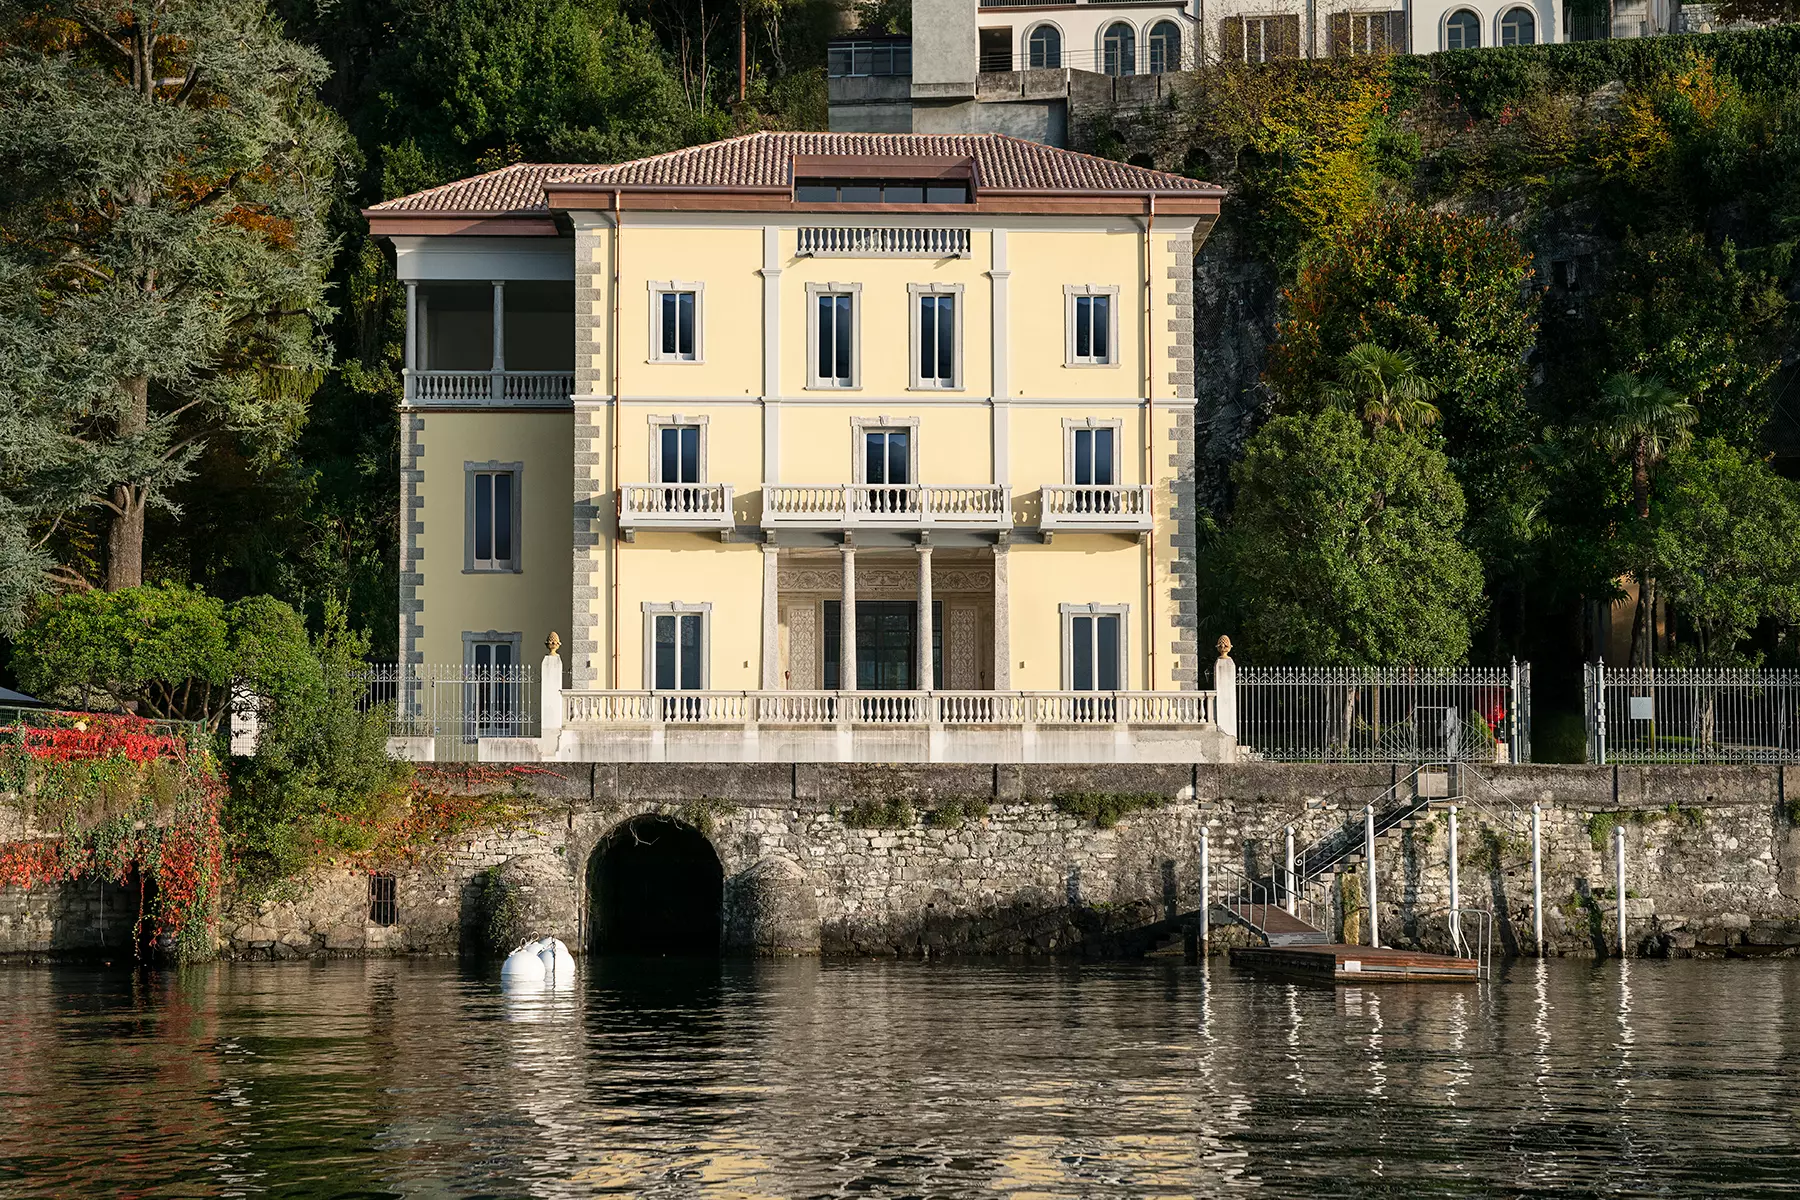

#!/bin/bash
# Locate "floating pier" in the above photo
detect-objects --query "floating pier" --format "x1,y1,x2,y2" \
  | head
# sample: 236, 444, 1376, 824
1228, 942, 1483, 983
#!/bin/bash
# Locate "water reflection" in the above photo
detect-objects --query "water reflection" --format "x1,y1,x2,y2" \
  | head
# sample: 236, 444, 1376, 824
4, 958, 1800, 1196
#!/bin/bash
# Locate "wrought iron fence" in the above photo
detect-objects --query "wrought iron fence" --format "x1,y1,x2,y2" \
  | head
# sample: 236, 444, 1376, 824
1235, 664, 1531, 763
354, 663, 538, 762
1585, 662, 1800, 763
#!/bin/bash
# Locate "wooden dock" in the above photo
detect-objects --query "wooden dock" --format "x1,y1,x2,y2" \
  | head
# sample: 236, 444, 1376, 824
1228, 942, 1483, 983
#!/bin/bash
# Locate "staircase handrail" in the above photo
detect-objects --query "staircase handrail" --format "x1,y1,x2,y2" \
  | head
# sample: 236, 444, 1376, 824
1294, 762, 1441, 883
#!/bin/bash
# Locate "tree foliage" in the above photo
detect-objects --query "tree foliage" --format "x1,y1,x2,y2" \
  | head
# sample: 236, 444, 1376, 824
1211, 408, 1486, 666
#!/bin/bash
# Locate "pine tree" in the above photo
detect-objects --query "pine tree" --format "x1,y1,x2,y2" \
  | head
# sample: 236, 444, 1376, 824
0, 0, 343, 615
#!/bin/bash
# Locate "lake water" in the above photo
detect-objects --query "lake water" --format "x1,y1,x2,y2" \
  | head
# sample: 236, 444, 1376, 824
4, 956, 1800, 1197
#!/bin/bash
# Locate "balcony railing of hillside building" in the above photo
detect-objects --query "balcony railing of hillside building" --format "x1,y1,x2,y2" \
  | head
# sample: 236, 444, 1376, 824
763, 484, 1010, 531
1039, 485, 1153, 532
797, 227, 973, 258
619, 483, 736, 533
406, 370, 575, 406
827, 39, 912, 77
563, 689, 1214, 727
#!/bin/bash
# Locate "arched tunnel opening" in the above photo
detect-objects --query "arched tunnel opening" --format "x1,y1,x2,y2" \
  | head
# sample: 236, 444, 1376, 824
587, 816, 724, 955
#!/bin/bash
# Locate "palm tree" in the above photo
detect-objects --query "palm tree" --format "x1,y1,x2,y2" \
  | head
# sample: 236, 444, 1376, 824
1322, 343, 1443, 434
1591, 372, 1697, 666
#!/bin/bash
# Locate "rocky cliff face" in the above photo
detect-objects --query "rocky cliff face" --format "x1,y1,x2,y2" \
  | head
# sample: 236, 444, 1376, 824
1191, 216, 1283, 516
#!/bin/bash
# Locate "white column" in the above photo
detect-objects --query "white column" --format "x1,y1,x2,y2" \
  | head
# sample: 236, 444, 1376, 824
917, 544, 934, 691
1198, 826, 1210, 949
1284, 825, 1295, 916
1531, 802, 1545, 955
1448, 804, 1462, 954
839, 543, 857, 693
491, 280, 506, 401
992, 538, 1010, 690
404, 282, 418, 382
1364, 804, 1379, 948
761, 544, 780, 690
1615, 824, 1628, 957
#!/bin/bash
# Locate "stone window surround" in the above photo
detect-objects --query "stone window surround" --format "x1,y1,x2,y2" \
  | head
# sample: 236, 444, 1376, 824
907, 281, 965, 392
1061, 417, 1125, 486
806, 281, 863, 391
1059, 602, 1130, 691
850, 415, 921, 485
462, 629, 524, 666
463, 460, 523, 574
1063, 284, 1121, 368
646, 413, 710, 484
641, 601, 713, 690
647, 279, 705, 364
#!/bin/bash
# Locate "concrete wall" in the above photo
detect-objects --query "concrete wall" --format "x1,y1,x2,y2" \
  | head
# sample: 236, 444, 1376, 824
8, 763, 1796, 961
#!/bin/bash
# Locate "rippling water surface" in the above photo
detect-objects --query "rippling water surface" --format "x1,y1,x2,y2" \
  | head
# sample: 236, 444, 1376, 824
4, 956, 1800, 1197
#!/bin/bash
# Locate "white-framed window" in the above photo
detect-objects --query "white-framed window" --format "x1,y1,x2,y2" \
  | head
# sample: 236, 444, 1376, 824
1064, 418, 1122, 486
1444, 9, 1481, 47
1064, 285, 1119, 367
642, 602, 710, 691
1060, 603, 1129, 692
464, 462, 522, 573
1147, 20, 1182, 72
908, 282, 963, 390
462, 631, 523, 737
851, 416, 919, 485
648, 281, 703, 363
1499, 6, 1536, 44
806, 282, 862, 389
1028, 23, 1062, 67
648, 415, 707, 484
1102, 22, 1136, 76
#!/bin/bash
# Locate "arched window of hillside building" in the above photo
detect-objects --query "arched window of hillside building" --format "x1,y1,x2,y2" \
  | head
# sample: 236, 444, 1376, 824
1103, 23, 1136, 75
1445, 9, 1481, 47
1148, 21, 1182, 72
1500, 6, 1537, 43
1029, 24, 1062, 68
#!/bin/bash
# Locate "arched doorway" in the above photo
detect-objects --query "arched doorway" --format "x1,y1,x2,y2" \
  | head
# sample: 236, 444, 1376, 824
587, 816, 724, 955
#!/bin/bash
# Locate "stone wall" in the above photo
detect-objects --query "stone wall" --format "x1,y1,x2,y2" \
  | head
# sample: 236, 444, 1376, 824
3, 762, 1796, 961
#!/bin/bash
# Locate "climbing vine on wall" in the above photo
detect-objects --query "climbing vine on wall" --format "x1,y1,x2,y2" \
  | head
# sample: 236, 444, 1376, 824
0, 713, 222, 962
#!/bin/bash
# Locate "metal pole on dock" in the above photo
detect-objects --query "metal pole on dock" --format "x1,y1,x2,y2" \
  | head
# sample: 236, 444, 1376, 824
1284, 825, 1296, 916
1198, 827, 1210, 950
1447, 804, 1461, 955
1615, 824, 1628, 958
1531, 802, 1544, 956
1364, 804, 1379, 948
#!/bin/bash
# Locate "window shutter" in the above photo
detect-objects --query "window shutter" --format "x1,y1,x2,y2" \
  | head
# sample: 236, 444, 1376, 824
1387, 9, 1409, 52
1328, 11, 1350, 54
1219, 16, 1244, 62
1276, 14, 1302, 57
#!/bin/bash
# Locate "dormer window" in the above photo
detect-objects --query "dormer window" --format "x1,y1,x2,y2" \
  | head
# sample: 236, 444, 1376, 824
794, 178, 972, 205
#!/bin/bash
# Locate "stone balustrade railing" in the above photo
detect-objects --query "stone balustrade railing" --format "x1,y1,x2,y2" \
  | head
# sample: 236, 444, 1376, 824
797, 226, 972, 258
407, 370, 575, 406
1039, 484, 1154, 531
561, 689, 1215, 727
619, 483, 736, 531
763, 484, 1010, 530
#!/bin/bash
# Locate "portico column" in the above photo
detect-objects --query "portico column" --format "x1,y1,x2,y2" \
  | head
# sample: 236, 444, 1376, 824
761, 544, 780, 689
403, 282, 418, 401
839, 542, 857, 693
917, 543, 934, 691
490, 280, 506, 401
992, 537, 1011, 689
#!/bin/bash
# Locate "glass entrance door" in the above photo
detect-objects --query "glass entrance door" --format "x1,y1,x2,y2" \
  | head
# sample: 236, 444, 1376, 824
823, 601, 943, 689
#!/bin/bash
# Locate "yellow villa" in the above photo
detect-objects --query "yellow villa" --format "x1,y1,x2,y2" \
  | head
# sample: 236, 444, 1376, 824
366, 131, 1238, 763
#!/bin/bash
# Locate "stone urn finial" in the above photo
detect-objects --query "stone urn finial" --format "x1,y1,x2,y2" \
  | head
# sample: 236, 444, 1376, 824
1215, 635, 1233, 659
546, 631, 562, 656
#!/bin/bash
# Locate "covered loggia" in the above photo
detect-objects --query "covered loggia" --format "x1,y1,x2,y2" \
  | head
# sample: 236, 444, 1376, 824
586, 816, 724, 955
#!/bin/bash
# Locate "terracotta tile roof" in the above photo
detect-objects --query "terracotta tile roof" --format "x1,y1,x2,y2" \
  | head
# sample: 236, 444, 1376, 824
366, 162, 590, 215
370, 133, 1219, 214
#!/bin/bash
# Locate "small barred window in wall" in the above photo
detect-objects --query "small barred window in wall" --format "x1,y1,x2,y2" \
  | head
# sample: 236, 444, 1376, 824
817, 292, 853, 385
1147, 21, 1181, 73
1073, 294, 1110, 363
471, 471, 515, 570
1445, 9, 1481, 47
368, 874, 398, 926
1103, 23, 1135, 76
918, 293, 955, 387
1029, 24, 1061, 68
1500, 6, 1536, 43
660, 290, 696, 360
654, 612, 704, 690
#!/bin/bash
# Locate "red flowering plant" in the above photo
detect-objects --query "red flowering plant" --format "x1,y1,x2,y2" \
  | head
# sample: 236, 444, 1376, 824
0, 710, 223, 962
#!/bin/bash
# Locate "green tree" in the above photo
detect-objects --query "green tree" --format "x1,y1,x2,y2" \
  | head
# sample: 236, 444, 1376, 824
1648, 439, 1800, 665
0, 0, 344, 603
1322, 342, 1443, 434
1211, 408, 1486, 666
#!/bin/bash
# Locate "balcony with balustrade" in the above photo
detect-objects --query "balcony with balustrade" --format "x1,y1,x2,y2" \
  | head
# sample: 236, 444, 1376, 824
402, 279, 575, 408
763, 484, 1010, 532
619, 483, 737, 537
1038, 485, 1154, 534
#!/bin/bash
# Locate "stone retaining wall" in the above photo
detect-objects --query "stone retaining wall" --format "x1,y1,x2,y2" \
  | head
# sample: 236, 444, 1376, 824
3, 762, 1795, 961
